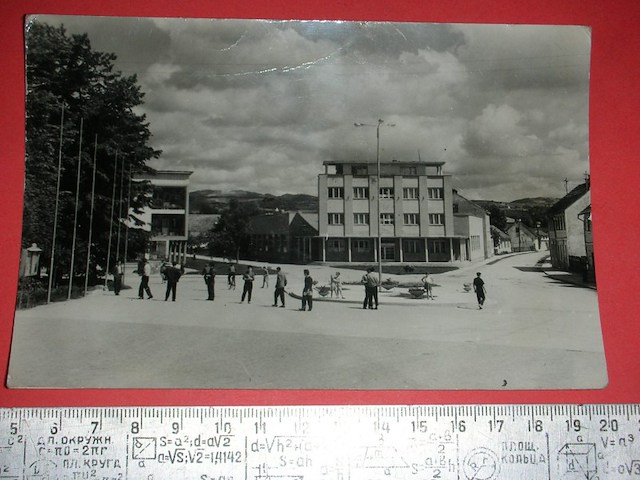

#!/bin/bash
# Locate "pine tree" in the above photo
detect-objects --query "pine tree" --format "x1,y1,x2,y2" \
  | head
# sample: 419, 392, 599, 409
23, 22, 161, 286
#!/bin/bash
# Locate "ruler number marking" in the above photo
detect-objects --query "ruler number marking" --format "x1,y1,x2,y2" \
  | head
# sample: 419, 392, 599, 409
566, 419, 582, 432
90, 421, 100, 434
411, 420, 428, 433
171, 422, 180, 434
451, 420, 466, 432
488, 419, 503, 432
528, 419, 543, 432
599, 418, 619, 432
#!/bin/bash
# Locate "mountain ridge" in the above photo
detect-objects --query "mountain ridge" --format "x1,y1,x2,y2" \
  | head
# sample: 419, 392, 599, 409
190, 189, 561, 220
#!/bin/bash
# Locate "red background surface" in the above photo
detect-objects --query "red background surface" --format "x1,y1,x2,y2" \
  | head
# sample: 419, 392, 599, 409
1, 0, 638, 407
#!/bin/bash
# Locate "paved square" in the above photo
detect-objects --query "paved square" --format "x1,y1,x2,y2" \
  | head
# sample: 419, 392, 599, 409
7, 252, 607, 389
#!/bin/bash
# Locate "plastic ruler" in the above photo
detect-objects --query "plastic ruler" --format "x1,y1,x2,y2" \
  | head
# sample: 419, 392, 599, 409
1, 404, 639, 479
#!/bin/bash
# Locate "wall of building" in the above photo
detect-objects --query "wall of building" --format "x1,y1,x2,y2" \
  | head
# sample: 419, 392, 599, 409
467, 216, 486, 261
317, 175, 328, 237
507, 224, 536, 252
566, 191, 591, 258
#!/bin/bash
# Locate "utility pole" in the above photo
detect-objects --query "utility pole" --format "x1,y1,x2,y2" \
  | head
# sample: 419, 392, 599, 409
354, 119, 396, 283
68, 118, 84, 300
47, 103, 64, 304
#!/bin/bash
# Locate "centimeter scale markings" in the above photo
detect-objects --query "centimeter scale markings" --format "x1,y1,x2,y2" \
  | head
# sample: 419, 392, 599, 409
1, 405, 639, 480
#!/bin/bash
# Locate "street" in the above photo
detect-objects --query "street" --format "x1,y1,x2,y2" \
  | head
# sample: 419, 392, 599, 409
7, 252, 607, 390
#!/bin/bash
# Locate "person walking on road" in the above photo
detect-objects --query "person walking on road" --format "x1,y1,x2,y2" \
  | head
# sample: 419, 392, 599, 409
273, 267, 287, 307
202, 263, 216, 301
241, 266, 255, 303
164, 262, 183, 302
421, 272, 435, 300
473, 272, 486, 309
261, 266, 269, 288
330, 272, 345, 299
138, 258, 153, 300
227, 263, 236, 290
113, 260, 123, 296
300, 269, 314, 311
362, 267, 379, 309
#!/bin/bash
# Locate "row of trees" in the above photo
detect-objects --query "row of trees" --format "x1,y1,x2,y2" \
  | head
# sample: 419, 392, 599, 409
22, 23, 160, 292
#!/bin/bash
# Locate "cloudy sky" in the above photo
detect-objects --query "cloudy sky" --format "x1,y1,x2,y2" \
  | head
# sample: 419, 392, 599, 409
31, 16, 591, 202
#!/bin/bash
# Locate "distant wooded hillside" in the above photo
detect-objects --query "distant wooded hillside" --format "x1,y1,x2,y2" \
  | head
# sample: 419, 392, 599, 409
190, 189, 560, 230
189, 190, 318, 214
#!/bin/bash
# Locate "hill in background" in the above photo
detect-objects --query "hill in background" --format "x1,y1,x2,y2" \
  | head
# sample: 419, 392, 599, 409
190, 190, 318, 214
473, 197, 559, 230
190, 189, 560, 231
473, 197, 558, 212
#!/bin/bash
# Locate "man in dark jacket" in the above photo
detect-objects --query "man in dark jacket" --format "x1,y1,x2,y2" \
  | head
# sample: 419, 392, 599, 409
240, 266, 255, 303
202, 263, 215, 301
164, 262, 183, 302
272, 267, 287, 307
361, 267, 379, 309
300, 269, 314, 311
473, 272, 486, 309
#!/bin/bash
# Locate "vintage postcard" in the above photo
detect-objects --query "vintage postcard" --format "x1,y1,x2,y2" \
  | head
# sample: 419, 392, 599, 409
8, 16, 604, 389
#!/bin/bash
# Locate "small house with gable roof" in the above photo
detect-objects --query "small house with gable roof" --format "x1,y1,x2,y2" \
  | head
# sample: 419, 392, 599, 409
546, 181, 591, 272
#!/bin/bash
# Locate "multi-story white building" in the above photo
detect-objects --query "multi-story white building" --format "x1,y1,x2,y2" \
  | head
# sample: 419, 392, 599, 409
132, 170, 192, 263
317, 159, 491, 263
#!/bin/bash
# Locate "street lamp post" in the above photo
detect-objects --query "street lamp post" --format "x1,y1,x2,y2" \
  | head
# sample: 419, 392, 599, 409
354, 119, 395, 283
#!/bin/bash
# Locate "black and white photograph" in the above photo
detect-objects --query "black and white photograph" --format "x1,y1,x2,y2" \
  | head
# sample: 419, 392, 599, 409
8, 16, 605, 389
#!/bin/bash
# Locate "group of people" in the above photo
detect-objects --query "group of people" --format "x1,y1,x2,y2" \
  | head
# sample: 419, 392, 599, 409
134, 257, 185, 301
226, 263, 270, 291
125, 258, 487, 311
234, 264, 313, 311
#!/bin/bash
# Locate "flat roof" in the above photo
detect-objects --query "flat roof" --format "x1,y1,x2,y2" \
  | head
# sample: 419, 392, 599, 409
322, 159, 445, 166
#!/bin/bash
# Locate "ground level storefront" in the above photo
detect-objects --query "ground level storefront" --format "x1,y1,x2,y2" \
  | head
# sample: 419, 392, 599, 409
319, 236, 482, 263
249, 235, 489, 265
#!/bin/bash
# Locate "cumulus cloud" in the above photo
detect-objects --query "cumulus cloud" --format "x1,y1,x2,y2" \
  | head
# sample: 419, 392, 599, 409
32, 16, 591, 201
462, 104, 544, 161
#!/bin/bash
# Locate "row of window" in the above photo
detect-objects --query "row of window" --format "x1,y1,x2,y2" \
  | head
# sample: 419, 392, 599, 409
328, 213, 444, 226
553, 214, 566, 231
327, 238, 449, 254
340, 166, 420, 176
328, 186, 443, 200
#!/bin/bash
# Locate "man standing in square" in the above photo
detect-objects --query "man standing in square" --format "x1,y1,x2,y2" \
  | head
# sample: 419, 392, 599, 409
164, 261, 183, 302
273, 267, 287, 307
138, 257, 153, 300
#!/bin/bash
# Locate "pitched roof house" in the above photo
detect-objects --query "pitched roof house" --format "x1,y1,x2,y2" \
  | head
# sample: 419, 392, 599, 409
546, 182, 591, 272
